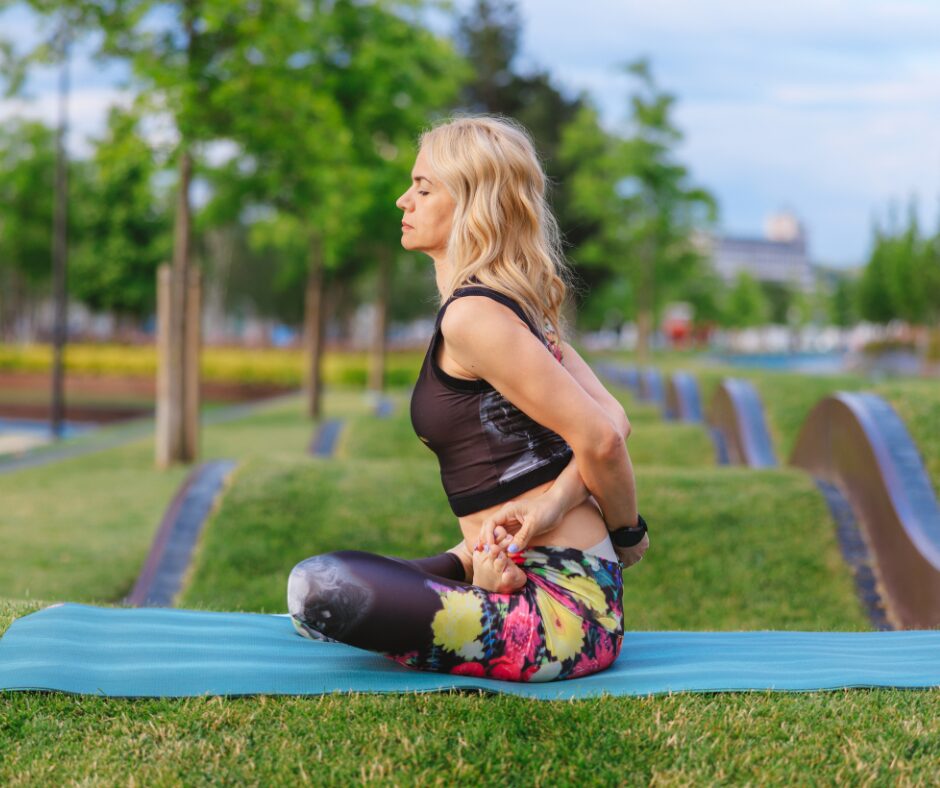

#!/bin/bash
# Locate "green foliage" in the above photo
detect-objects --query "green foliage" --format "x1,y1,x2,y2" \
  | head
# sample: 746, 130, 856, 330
683, 267, 726, 326
828, 274, 859, 327
69, 106, 170, 318
859, 201, 940, 325
454, 0, 583, 172
0, 119, 55, 288
197, 0, 468, 326
557, 61, 717, 346
573, 276, 634, 331
725, 271, 769, 328
759, 281, 793, 325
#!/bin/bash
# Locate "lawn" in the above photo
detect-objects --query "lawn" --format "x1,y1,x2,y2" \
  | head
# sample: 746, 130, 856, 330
0, 387, 373, 603
2, 358, 939, 784
592, 351, 939, 483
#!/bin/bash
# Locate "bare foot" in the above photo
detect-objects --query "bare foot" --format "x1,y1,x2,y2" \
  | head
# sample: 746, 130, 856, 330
472, 546, 527, 593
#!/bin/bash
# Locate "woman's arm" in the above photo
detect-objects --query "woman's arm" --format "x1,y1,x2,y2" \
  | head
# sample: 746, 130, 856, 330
442, 297, 639, 530
546, 341, 635, 525
546, 445, 639, 530
578, 435, 639, 530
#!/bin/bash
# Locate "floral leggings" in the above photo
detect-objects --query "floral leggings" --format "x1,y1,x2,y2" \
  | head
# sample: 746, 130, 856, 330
287, 544, 624, 683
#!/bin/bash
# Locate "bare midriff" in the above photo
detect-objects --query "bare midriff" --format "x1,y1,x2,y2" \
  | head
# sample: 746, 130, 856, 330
457, 479, 608, 553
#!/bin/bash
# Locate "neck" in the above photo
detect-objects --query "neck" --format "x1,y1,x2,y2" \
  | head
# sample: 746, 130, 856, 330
431, 253, 453, 298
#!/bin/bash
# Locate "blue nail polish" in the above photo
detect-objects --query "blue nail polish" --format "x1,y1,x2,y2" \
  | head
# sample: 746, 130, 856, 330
484, 544, 490, 553
508, 543, 519, 553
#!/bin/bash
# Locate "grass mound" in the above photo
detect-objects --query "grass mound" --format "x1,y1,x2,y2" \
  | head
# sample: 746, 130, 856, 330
181, 455, 867, 632
3, 368, 939, 782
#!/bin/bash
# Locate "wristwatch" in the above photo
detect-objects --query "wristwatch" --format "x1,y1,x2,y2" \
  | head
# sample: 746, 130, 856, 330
609, 513, 648, 548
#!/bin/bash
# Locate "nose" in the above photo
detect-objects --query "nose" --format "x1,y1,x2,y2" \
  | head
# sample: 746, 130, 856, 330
395, 188, 412, 212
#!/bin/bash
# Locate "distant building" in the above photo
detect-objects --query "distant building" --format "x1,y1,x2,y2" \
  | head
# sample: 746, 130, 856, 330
697, 211, 815, 292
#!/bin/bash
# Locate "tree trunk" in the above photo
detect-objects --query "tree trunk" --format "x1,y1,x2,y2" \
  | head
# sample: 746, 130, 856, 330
635, 245, 655, 363
304, 231, 326, 420
368, 246, 391, 392
50, 27, 70, 440
635, 309, 652, 364
156, 146, 198, 467
0, 267, 15, 341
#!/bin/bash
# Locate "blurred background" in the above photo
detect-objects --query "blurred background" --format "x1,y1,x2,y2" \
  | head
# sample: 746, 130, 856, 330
1, 0, 938, 453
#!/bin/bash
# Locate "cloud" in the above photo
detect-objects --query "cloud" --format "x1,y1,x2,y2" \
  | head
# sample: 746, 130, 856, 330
500, 0, 940, 264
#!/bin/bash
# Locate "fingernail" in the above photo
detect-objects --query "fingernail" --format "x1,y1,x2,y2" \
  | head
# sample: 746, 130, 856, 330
508, 543, 519, 553
484, 544, 490, 553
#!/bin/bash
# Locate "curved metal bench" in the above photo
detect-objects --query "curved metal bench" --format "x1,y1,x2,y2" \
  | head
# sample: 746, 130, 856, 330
596, 362, 642, 396
706, 378, 777, 468
126, 459, 238, 608
639, 367, 666, 407
665, 372, 703, 423
790, 393, 940, 629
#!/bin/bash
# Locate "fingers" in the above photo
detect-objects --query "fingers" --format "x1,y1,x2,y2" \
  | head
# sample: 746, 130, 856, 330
477, 506, 517, 551
507, 520, 530, 554
476, 518, 495, 552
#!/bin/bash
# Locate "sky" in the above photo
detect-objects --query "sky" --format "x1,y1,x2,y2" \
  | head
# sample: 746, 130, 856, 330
2, 0, 938, 267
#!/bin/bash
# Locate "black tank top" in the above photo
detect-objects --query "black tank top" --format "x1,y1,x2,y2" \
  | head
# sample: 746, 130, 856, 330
410, 285, 573, 516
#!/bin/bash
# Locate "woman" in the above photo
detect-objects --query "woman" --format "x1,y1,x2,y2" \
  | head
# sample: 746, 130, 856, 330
287, 115, 649, 683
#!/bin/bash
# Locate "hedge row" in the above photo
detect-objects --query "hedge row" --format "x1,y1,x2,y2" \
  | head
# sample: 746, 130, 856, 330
0, 344, 425, 388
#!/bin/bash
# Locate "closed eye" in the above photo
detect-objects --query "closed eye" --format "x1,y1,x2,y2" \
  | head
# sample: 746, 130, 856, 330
418, 190, 429, 196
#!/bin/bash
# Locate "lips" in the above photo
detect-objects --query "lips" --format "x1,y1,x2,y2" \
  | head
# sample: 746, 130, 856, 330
402, 223, 413, 229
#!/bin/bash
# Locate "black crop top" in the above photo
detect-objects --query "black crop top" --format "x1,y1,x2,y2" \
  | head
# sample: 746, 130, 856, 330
410, 285, 573, 517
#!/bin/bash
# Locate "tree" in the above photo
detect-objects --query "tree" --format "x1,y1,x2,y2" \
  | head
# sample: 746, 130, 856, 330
759, 281, 793, 325
454, 0, 589, 324
1, 1, 108, 435
725, 271, 768, 329
828, 274, 858, 328
858, 219, 896, 324
326, 0, 468, 392
70, 106, 170, 322
0, 119, 58, 339
203, 0, 466, 412
885, 199, 928, 325
93, 0, 263, 463
558, 61, 717, 359
683, 268, 726, 330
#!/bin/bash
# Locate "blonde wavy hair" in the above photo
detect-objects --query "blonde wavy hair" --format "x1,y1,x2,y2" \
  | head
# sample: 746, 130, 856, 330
418, 114, 575, 349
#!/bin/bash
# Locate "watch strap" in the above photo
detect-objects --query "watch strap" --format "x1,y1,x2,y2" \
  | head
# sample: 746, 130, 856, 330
609, 513, 648, 548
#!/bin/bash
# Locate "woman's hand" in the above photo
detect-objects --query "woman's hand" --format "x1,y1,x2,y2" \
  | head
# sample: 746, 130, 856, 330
612, 531, 649, 568
475, 492, 566, 554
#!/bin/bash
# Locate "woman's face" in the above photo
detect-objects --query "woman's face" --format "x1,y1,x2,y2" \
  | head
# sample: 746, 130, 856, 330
395, 147, 455, 260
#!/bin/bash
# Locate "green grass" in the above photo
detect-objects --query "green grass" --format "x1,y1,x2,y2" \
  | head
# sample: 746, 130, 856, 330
340, 388, 715, 469
592, 351, 874, 463
3, 362, 940, 783
591, 352, 940, 479
3, 688, 940, 785
873, 380, 940, 492
0, 388, 373, 603
181, 450, 865, 632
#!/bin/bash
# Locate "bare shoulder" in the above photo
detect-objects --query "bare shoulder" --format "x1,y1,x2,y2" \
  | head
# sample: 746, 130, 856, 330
438, 297, 621, 451
440, 294, 530, 341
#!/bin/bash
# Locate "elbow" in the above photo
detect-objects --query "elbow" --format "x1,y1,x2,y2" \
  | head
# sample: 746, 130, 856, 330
590, 424, 626, 462
610, 404, 631, 440
619, 410, 632, 440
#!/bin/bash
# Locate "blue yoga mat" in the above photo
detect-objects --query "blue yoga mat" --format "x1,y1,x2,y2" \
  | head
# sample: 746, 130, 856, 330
2, 603, 939, 700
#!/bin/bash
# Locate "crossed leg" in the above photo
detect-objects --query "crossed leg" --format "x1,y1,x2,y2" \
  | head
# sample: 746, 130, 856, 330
286, 550, 474, 654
